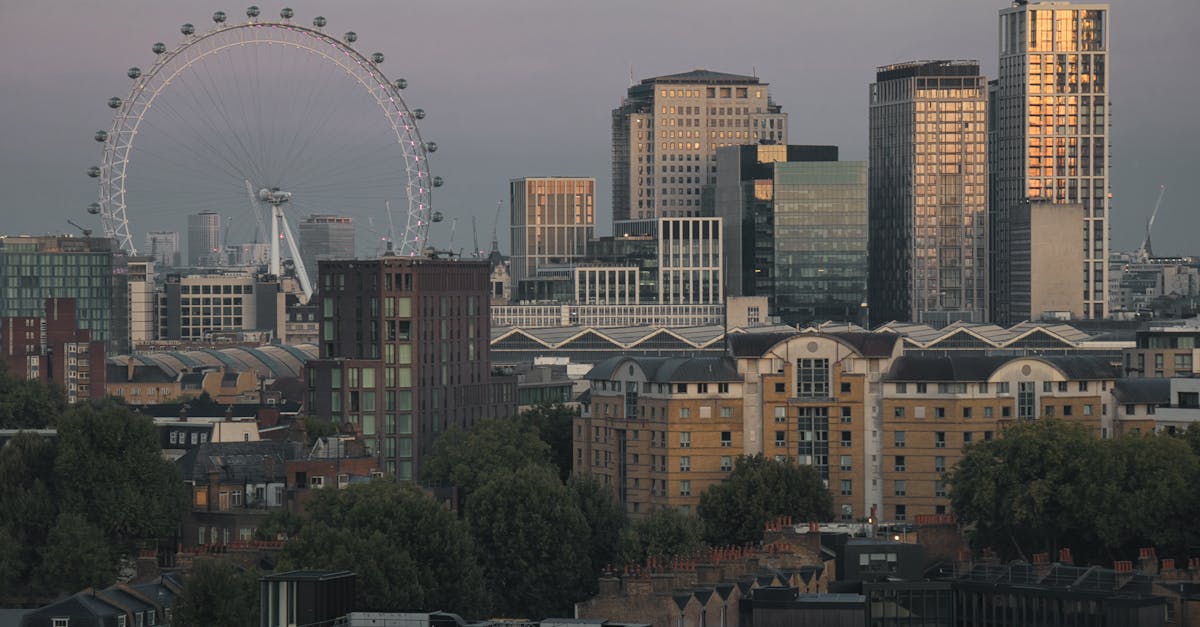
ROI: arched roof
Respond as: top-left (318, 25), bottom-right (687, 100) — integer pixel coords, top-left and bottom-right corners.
top-left (109, 344), bottom-right (317, 380)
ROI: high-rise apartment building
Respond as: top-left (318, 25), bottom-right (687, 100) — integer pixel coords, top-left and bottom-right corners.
top-left (127, 256), bottom-right (156, 347)
top-left (612, 70), bottom-right (787, 222)
top-left (144, 231), bottom-right (181, 268)
top-left (1, 298), bottom-right (107, 403)
top-left (992, 2), bottom-right (1110, 323)
top-left (187, 211), bottom-right (222, 267)
top-left (298, 214), bottom-right (355, 284)
top-left (509, 177), bottom-right (595, 289)
top-left (715, 145), bottom-right (867, 326)
top-left (306, 257), bottom-right (518, 480)
top-left (869, 61), bottom-right (989, 327)
top-left (0, 235), bottom-right (128, 353)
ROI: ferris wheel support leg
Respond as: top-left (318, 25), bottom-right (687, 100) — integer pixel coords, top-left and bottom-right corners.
top-left (270, 205), bottom-right (281, 278)
top-left (279, 211), bottom-right (314, 303)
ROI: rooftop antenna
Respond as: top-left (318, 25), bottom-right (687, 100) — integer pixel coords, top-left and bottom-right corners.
top-left (629, 64), bottom-right (635, 87)
top-left (752, 65), bottom-right (757, 78)
top-left (448, 217), bottom-right (458, 256)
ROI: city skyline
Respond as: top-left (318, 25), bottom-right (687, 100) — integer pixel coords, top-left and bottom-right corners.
top-left (0, 0), bottom-right (1197, 255)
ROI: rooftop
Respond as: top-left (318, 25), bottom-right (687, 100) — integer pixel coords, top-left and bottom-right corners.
top-left (643, 69), bottom-right (763, 85)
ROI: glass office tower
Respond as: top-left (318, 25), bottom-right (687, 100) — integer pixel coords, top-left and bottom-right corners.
top-left (992, 2), bottom-right (1110, 323)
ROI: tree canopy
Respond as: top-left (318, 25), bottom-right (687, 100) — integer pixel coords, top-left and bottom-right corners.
top-left (949, 420), bottom-right (1200, 563)
top-left (521, 402), bottom-right (578, 482)
top-left (0, 362), bottom-right (66, 429)
top-left (171, 558), bottom-right (260, 627)
top-left (626, 506), bottom-right (704, 562)
top-left (421, 417), bottom-right (551, 497)
top-left (697, 454), bottom-right (833, 546)
top-left (280, 480), bottom-right (490, 616)
top-left (467, 465), bottom-right (592, 618)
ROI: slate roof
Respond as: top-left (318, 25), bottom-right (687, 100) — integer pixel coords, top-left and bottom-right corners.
top-left (885, 355), bottom-right (1121, 382)
top-left (1113, 378), bottom-right (1171, 404)
top-left (586, 356), bottom-right (740, 383)
top-left (175, 440), bottom-right (295, 484)
top-left (824, 332), bottom-right (901, 358)
top-left (726, 330), bottom-right (899, 358)
top-left (105, 363), bottom-right (176, 384)
top-left (728, 332), bottom-right (799, 357)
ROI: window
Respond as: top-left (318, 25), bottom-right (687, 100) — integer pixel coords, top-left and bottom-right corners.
top-left (894, 456), bottom-right (906, 472)
top-left (676, 383), bottom-right (688, 393)
top-left (53, 619), bottom-right (70, 627)
top-left (720, 406), bottom-right (733, 418)
top-left (775, 382), bottom-right (786, 393)
top-left (1084, 404), bottom-right (1094, 416)
top-left (718, 383), bottom-right (730, 394)
top-left (796, 358), bottom-right (830, 398)
top-left (1063, 405), bottom-right (1073, 416)
top-left (963, 407), bottom-right (973, 419)
top-left (979, 382), bottom-right (989, 393)
top-left (895, 505), bottom-right (907, 521)
top-left (774, 430), bottom-right (786, 447)
top-left (984, 406), bottom-right (994, 418)
top-left (840, 382), bottom-right (852, 394)
top-left (1002, 406), bottom-right (1012, 417)
top-left (1043, 381), bottom-right (1053, 393)
top-left (1079, 381), bottom-right (1089, 392)
top-left (720, 431), bottom-right (732, 447)
top-left (916, 383), bottom-right (928, 393)
top-left (935, 432), bottom-right (946, 448)
top-left (840, 431), bottom-right (852, 447)
top-left (774, 406), bottom-right (787, 423)
top-left (893, 431), bottom-right (906, 448)
top-left (720, 456), bottom-right (732, 471)
top-left (679, 456), bottom-right (690, 472)
top-left (697, 383), bottom-right (709, 394)
top-left (896, 383), bottom-right (907, 394)
top-left (841, 480), bottom-right (853, 496)
top-left (679, 407), bottom-right (691, 418)
top-left (894, 480), bottom-right (906, 496)
top-left (841, 407), bottom-right (852, 423)
top-left (935, 480), bottom-right (947, 497)
top-left (893, 406), bottom-right (905, 418)
top-left (935, 407), bottom-right (946, 418)
top-left (963, 432), bottom-right (973, 444)
top-left (680, 480), bottom-right (691, 496)
top-left (679, 432), bottom-right (691, 448)
top-left (1044, 405), bottom-right (1056, 417)
top-left (984, 431), bottom-right (994, 441)
top-left (1058, 381), bottom-right (1069, 392)
top-left (840, 455), bottom-right (852, 471)
top-left (934, 456), bottom-right (946, 472)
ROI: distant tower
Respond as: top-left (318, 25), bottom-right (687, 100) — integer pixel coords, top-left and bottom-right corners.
top-left (869, 61), bottom-right (989, 326)
top-left (298, 214), bottom-right (355, 283)
top-left (186, 211), bottom-right (221, 267)
top-left (991, 2), bottom-right (1110, 323)
top-left (612, 69), bottom-right (787, 224)
top-left (509, 177), bottom-right (595, 287)
top-left (144, 230), bottom-right (181, 268)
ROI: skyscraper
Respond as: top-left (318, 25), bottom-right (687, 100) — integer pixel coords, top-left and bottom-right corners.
top-left (144, 231), bottom-right (181, 268)
top-left (298, 214), bottom-right (355, 284)
top-left (715, 145), bottom-right (867, 326)
top-left (992, 2), bottom-right (1110, 323)
top-left (509, 177), bottom-right (595, 289)
top-left (869, 60), bottom-right (989, 326)
top-left (612, 70), bottom-right (787, 222)
top-left (187, 211), bottom-right (221, 267)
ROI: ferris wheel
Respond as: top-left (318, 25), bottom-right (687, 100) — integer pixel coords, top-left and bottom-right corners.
top-left (87, 6), bottom-right (444, 301)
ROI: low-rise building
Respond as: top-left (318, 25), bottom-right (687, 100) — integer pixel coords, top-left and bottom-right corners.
top-left (1123, 317), bottom-right (1200, 378)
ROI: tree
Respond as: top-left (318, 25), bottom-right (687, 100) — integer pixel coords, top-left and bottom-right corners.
top-left (0, 362), bottom-right (67, 429)
top-left (698, 454), bottom-right (833, 546)
top-left (949, 420), bottom-right (1113, 562)
top-left (54, 400), bottom-right (187, 551)
top-left (35, 513), bottom-right (114, 594)
top-left (297, 415), bottom-right (338, 446)
top-left (422, 418), bottom-right (551, 497)
top-left (171, 558), bottom-right (260, 627)
top-left (281, 481), bottom-right (490, 616)
top-left (567, 474), bottom-right (629, 590)
top-left (522, 402), bottom-right (578, 481)
top-left (467, 465), bottom-right (591, 618)
top-left (627, 507), bottom-right (704, 562)
top-left (1101, 434), bottom-right (1200, 559)
top-left (0, 431), bottom-right (59, 596)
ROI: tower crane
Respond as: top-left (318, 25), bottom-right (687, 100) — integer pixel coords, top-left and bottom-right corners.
top-left (1137, 185), bottom-right (1167, 263)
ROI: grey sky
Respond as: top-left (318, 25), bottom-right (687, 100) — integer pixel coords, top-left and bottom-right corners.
top-left (1, 0), bottom-right (1196, 254)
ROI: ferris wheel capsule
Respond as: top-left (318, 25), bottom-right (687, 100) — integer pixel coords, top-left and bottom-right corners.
top-left (94, 130), bottom-right (108, 143)
top-left (280, 7), bottom-right (294, 19)
top-left (371, 52), bottom-right (384, 64)
top-left (152, 42), bottom-right (166, 54)
top-left (431, 212), bottom-right (444, 223)
top-left (432, 176), bottom-right (444, 187)
top-left (181, 23), bottom-right (195, 36)
top-left (413, 108), bottom-right (425, 119)
top-left (87, 203), bottom-right (101, 215)
top-left (313, 16), bottom-right (326, 28)
top-left (87, 166), bottom-right (101, 178)
top-left (394, 78), bottom-right (407, 90)
top-left (127, 67), bottom-right (141, 79)
top-left (344, 31), bottom-right (357, 43)
top-left (107, 97), bottom-right (122, 109)
top-left (424, 142), bottom-right (437, 153)
top-left (246, 5), bottom-right (260, 18)
top-left (213, 11), bottom-right (226, 23)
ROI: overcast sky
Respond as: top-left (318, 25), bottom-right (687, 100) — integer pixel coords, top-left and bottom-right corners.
top-left (1, 0), bottom-right (1196, 255)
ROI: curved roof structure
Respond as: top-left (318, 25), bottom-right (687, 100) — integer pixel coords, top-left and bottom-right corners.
top-left (109, 344), bottom-right (317, 380)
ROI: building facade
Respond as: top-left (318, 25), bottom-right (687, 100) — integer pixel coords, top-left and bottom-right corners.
top-left (1123, 318), bottom-right (1200, 378)
top-left (0, 235), bottom-right (128, 353)
top-left (612, 70), bottom-right (787, 221)
top-left (306, 257), bottom-right (517, 480)
top-left (127, 256), bottom-right (156, 347)
top-left (157, 273), bottom-right (285, 342)
top-left (509, 177), bottom-right (595, 289)
top-left (715, 146), bottom-right (866, 326)
top-left (144, 230), bottom-right (181, 268)
top-left (187, 210), bottom-right (222, 267)
top-left (992, 3), bottom-right (1110, 323)
top-left (869, 60), bottom-right (988, 326)
top-left (298, 214), bottom-right (355, 285)
top-left (0, 298), bottom-right (107, 403)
